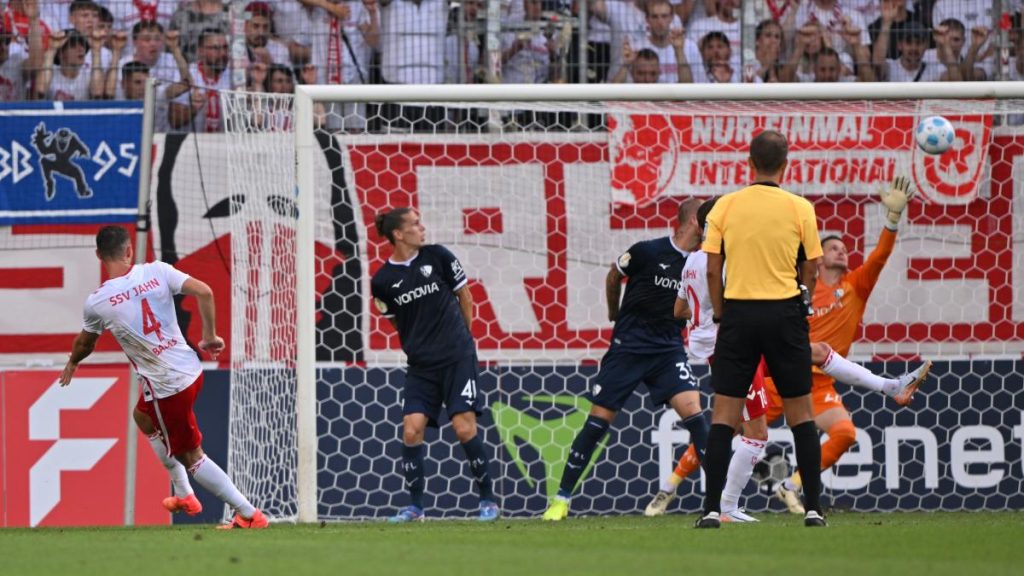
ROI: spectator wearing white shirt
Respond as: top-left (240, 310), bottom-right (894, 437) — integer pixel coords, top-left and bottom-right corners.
top-left (168, 0), bottom-right (229, 63)
top-left (35, 29), bottom-right (105, 100)
top-left (590, 0), bottom-right (684, 88)
top-left (687, 0), bottom-right (740, 61)
top-left (752, 18), bottom-right (784, 82)
top-left (874, 18), bottom-right (960, 81)
top-left (925, 17), bottom-right (988, 80)
top-left (169, 28), bottom-right (231, 132)
top-left (619, 0), bottom-right (696, 83)
top-left (98, 0), bottom-right (175, 36)
top-left (0, 2), bottom-right (43, 101)
top-left (243, 2), bottom-right (290, 67)
top-left (793, 0), bottom-right (871, 55)
top-left (693, 29), bottom-right (753, 83)
top-left (868, 0), bottom-right (919, 61)
top-left (68, 1), bottom-right (112, 69)
top-left (501, 0), bottom-right (553, 84)
top-left (376, 0), bottom-right (447, 131)
top-left (445, 0), bottom-right (481, 83)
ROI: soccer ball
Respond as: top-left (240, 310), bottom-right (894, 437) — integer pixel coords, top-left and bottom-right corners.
top-left (915, 115), bottom-right (955, 155)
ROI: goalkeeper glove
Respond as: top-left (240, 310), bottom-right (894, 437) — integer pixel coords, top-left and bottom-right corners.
top-left (879, 175), bottom-right (914, 229)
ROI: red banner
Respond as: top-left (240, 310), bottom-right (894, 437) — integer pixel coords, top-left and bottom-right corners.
top-left (0, 368), bottom-right (169, 527)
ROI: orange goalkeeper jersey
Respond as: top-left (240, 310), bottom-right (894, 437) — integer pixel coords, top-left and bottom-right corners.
top-left (810, 228), bottom-right (896, 386)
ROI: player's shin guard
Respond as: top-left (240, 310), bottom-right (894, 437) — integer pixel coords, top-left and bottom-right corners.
top-left (682, 413), bottom-right (709, 463)
top-left (188, 455), bottom-right (257, 518)
top-left (557, 415), bottom-right (610, 499)
top-left (721, 436), bottom-right (766, 512)
top-left (402, 443), bottom-right (426, 509)
top-left (791, 421), bottom-right (823, 514)
top-left (146, 432), bottom-right (193, 498)
top-left (702, 423), bottom-right (735, 515)
top-left (460, 435), bottom-right (495, 502)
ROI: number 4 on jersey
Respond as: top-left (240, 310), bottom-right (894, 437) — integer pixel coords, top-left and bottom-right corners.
top-left (461, 379), bottom-right (477, 401)
top-left (140, 297), bottom-right (164, 341)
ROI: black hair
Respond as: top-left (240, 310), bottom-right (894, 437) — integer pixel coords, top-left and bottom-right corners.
top-left (696, 197), bottom-right (720, 230)
top-left (69, 0), bottom-right (99, 15)
top-left (96, 225), bottom-right (131, 261)
top-left (374, 208), bottom-right (413, 245)
top-left (131, 19), bottom-right (164, 40)
top-left (634, 48), bottom-right (660, 63)
top-left (749, 130), bottom-right (789, 174)
top-left (122, 60), bottom-right (150, 78)
top-left (264, 63), bottom-right (294, 92)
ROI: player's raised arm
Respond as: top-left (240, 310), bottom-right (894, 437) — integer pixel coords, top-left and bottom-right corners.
top-left (180, 277), bottom-right (224, 360)
top-left (60, 330), bottom-right (101, 386)
top-left (605, 264), bottom-right (625, 322)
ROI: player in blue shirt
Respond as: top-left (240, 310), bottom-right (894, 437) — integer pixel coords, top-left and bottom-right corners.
top-left (543, 199), bottom-right (709, 521)
top-left (371, 208), bottom-right (499, 523)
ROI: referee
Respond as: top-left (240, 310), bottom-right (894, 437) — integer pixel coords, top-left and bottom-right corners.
top-left (696, 130), bottom-right (827, 528)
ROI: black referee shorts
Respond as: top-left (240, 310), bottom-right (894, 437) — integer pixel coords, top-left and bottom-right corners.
top-left (711, 297), bottom-right (812, 399)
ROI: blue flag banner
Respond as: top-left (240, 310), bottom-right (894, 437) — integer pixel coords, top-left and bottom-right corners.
top-left (0, 101), bottom-right (143, 225)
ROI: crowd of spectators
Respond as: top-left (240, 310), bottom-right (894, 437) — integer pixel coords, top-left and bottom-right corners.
top-left (1, 1), bottom-right (1021, 131)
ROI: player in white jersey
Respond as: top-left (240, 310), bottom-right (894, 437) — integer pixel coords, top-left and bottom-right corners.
top-left (59, 226), bottom-right (268, 529)
top-left (644, 197), bottom-right (930, 520)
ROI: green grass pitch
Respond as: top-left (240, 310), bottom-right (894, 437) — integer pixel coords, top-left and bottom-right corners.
top-left (2, 512), bottom-right (1021, 576)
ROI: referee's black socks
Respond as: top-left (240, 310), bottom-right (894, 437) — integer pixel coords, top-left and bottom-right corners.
top-left (702, 423), bottom-right (736, 514)
top-left (791, 420), bottom-right (823, 514)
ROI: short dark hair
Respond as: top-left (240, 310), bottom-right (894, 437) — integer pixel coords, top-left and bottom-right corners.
top-left (677, 197), bottom-right (701, 225)
top-left (97, 5), bottom-right (113, 24)
top-left (817, 46), bottom-right (840, 62)
top-left (198, 27), bottom-right (227, 47)
top-left (122, 60), bottom-right (150, 79)
top-left (749, 130), bottom-right (789, 174)
top-left (755, 19), bottom-right (782, 41)
top-left (700, 31), bottom-right (730, 52)
top-left (264, 63), bottom-right (294, 92)
top-left (374, 207), bottom-right (413, 245)
top-left (697, 197), bottom-right (720, 230)
top-left (96, 225), bottom-right (131, 261)
top-left (69, 0), bottom-right (99, 15)
top-left (939, 18), bottom-right (965, 34)
top-left (132, 19), bottom-right (164, 40)
top-left (635, 48), bottom-right (660, 63)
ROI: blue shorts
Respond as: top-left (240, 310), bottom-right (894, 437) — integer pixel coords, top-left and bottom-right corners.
top-left (587, 348), bottom-right (698, 411)
top-left (403, 353), bottom-right (483, 427)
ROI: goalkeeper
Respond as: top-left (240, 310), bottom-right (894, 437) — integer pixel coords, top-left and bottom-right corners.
top-left (767, 175), bottom-right (927, 513)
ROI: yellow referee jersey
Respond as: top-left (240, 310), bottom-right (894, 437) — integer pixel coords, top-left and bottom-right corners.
top-left (702, 183), bottom-right (823, 300)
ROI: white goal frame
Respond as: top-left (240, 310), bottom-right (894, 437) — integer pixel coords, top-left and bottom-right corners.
top-left (292, 81), bottom-right (1024, 523)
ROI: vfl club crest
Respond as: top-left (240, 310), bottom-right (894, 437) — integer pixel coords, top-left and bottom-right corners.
top-left (419, 265), bottom-right (433, 278)
top-left (30, 122), bottom-right (93, 201)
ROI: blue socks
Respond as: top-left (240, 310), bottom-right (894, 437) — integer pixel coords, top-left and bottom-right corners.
top-left (401, 443), bottom-right (425, 509)
top-left (682, 412), bottom-right (709, 463)
top-left (556, 415), bottom-right (611, 499)
top-left (460, 434), bottom-right (495, 502)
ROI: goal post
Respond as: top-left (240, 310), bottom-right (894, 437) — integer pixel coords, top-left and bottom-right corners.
top-left (223, 83), bottom-right (1024, 523)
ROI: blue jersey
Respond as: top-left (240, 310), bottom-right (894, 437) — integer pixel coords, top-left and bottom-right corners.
top-left (611, 236), bottom-right (689, 353)
top-left (371, 245), bottom-right (475, 369)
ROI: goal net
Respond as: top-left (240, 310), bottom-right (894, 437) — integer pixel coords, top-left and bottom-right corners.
top-left (221, 85), bottom-right (1024, 522)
